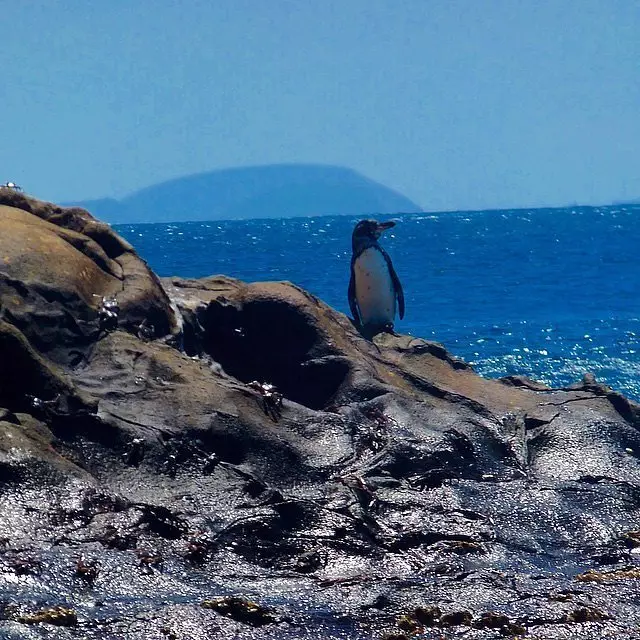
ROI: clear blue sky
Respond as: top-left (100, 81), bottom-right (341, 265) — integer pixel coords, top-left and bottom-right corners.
top-left (2, 0), bottom-right (638, 210)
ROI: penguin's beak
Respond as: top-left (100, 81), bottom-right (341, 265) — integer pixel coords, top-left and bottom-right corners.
top-left (374, 220), bottom-right (396, 237)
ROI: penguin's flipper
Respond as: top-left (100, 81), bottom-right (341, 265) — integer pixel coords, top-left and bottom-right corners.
top-left (382, 250), bottom-right (405, 320)
top-left (348, 266), bottom-right (361, 326)
top-left (395, 276), bottom-right (405, 320)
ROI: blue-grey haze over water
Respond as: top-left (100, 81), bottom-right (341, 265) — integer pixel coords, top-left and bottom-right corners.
top-left (115, 205), bottom-right (640, 401)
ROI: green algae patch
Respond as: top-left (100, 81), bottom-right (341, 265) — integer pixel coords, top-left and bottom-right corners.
top-left (17, 606), bottom-right (78, 626)
top-left (201, 596), bottom-right (277, 626)
top-left (576, 567), bottom-right (640, 582)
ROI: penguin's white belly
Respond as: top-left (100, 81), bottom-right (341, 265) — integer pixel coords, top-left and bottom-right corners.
top-left (354, 248), bottom-right (396, 325)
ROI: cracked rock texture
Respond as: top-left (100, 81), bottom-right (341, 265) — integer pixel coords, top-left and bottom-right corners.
top-left (2, 191), bottom-right (640, 639)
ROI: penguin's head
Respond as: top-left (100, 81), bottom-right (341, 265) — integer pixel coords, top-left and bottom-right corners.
top-left (352, 219), bottom-right (395, 252)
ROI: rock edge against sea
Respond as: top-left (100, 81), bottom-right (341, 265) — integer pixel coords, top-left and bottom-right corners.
top-left (1, 190), bottom-right (640, 639)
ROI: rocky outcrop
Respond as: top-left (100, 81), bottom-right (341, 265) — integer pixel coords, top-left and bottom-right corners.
top-left (0, 191), bottom-right (177, 372)
top-left (2, 191), bottom-right (640, 638)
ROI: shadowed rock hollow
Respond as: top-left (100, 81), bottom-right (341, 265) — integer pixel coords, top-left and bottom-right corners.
top-left (2, 190), bottom-right (640, 639)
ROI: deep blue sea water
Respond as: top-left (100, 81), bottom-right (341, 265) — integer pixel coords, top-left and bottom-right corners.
top-left (115, 205), bottom-right (640, 401)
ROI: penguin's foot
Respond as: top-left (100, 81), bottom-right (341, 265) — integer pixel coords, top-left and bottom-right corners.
top-left (352, 324), bottom-right (382, 352)
top-left (382, 323), bottom-right (398, 336)
top-left (358, 322), bottom-right (397, 340)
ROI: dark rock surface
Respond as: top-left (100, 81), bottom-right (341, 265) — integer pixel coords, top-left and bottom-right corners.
top-left (2, 190), bottom-right (640, 638)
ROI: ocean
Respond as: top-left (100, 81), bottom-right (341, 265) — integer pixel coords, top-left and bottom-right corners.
top-left (115, 204), bottom-right (640, 401)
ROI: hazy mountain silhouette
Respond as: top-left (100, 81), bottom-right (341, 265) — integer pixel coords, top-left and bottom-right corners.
top-left (65, 164), bottom-right (422, 224)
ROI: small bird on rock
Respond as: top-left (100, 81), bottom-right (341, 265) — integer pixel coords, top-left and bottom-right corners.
top-left (348, 219), bottom-right (404, 337)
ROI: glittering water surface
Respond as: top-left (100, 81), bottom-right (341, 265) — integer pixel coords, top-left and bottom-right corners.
top-left (116, 205), bottom-right (640, 400)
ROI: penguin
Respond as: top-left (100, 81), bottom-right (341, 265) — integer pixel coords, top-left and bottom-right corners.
top-left (348, 219), bottom-right (404, 336)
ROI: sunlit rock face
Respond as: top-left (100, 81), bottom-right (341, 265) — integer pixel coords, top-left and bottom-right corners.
top-left (1, 191), bottom-right (640, 638)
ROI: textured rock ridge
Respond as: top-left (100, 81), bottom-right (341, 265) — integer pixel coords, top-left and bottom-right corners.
top-left (1, 191), bottom-right (640, 639)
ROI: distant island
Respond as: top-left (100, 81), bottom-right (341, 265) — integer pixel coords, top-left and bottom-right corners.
top-left (65, 164), bottom-right (422, 224)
